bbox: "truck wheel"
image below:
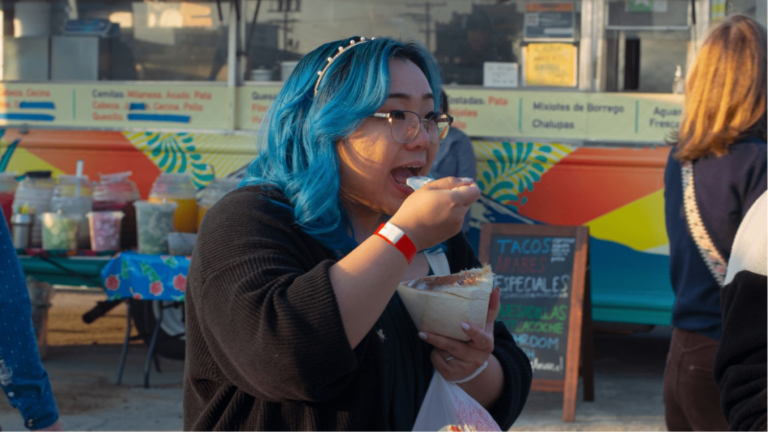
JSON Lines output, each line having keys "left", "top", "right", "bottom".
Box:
{"left": 129, "top": 300, "right": 186, "bottom": 360}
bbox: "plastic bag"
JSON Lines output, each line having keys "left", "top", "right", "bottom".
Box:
{"left": 413, "top": 371, "right": 502, "bottom": 432}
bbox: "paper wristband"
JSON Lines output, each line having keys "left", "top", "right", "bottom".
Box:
{"left": 448, "top": 361, "right": 489, "bottom": 384}
{"left": 375, "top": 222, "right": 417, "bottom": 264}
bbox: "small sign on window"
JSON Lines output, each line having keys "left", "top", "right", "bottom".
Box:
{"left": 483, "top": 62, "right": 519, "bottom": 88}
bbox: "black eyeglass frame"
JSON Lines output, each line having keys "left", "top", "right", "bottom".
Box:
{"left": 369, "top": 110, "right": 454, "bottom": 144}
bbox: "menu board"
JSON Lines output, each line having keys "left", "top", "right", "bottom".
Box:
{"left": 0, "top": 82, "right": 683, "bottom": 144}
{"left": 236, "top": 85, "right": 282, "bottom": 130}
{"left": 76, "top": 84, "right": 231, "bottom": 129}
{"left": 479, "top": 223, "right": 593, "bottom": 422}
{"left": 0, "top": 83, "right": 231, "bottom": 130}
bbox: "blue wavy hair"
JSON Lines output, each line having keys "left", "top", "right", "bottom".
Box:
{"left": 240, "top": 37, "right": 443, "bottom": 254}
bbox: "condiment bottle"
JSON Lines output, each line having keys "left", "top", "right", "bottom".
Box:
{"left": 93, "top": 171, "right": 141, "bottom": 250}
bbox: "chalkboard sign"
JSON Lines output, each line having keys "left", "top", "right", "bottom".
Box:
{"left": 479, "top": 223, "right": 593, "bottom": 422}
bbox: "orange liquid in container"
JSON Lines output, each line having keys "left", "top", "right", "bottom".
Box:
{"left": 195, "top": 178, "right": 239, "bottom": 231}
{"left": 196, "top": 205, "right": 210, "bottom": 230}
{"left": 149, "top": 197, "right": 197, "bottom": 233}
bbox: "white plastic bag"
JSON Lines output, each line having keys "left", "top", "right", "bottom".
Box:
{"left": 413, "top": 371, "right": 502, "bottom": 432}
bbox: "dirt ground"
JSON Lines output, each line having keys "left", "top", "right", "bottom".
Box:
{"left": 0, "top": 290, "right": 184, "bottom": 431}
{"left": 46, "top": 289, "right": 140, "bottom": 347}
{"left": 1, "top": 289, "right": 669, "bottom": 431}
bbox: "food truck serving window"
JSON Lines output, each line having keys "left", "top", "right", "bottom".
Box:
{"left": 242, "top": 0, "right": 583, "bottom": 89}
{"left": 1, "top": 0, "right": 231, "bottom": 81}
{"left": 601, "top": 0, "right": 691, "bottom": 93}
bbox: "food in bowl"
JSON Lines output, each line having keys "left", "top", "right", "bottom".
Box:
{"left": 397, "top": 265, "right": 494, "bottom": 341}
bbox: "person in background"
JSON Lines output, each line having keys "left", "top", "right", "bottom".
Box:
{"left": 184, "top": 35, "right": 532, "bottom": 430}
{"left": 714, "top": 191, "right": 767, "bottom": 431}
{"left": 0, "top": 208, "right": 63, "bottom": 432}
{"left": 429, "top": 91, "right": 477, "bottom": 235}
{"left": 662, "top": 14, "right": 766, "bottom": 431}
{"left": 441, "top": 11, "right": 515, "bottom": 85}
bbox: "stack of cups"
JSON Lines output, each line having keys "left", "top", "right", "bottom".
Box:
{"left": 86, "top": 211, "right": 124, "bottom": 252}
{"left": 135, "top": 200, "right": 177, "bottom": 254}
{"left": 11, "top": 213, "right": 33, "bottom": 249}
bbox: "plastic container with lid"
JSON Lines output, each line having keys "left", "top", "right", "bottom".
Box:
{"left": 149, "top": 173, "right": 198, "bottom": 233}
{"left": 0, "top": 172, "right": 18, "bottom": 230}
{"left": 13, "top": 171, "right": 56, "bottom": 248}
{"left": 50, "top": 175, "right": 93, "bottom": 249}
{"left": 93, "top": 171, "right": 141, "bottom": 250}
{"left": 86, "top": 211, "right": 124, "bottom": 252}
{"left": 41, "top": 211, "right": 82, "bottom": 251}
{"left": 197, "top": 178, "right": 239, "bottom": 230}
{"left": 135, "top": 200, "right": 178, "bottom": 254}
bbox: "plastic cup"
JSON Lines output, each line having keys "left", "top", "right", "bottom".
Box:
{"left": 41, "top": 212, "right": 81, "bottom": 251}
{"left": 149, "top": 196, "right": 197, "bottom": 233}
{"left": 135, "top": 200, "right": 177, "bottom": 254}
{"left": 167, "top": 232, "right": 197, "bottom": 256}
{"left": 87, "top": 211, "right": 124, "bottom": 252}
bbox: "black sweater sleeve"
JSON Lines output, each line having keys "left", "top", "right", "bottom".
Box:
{"left": 445, "top": 233, "right": 534, "bottom": 429}
{"left": 190, "top": 187, "right": 358, "bottom": 403}
{"left": 714, "top": 270, "right": 768, "bottom": 431}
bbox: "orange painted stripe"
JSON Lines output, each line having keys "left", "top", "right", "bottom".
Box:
{"left": 517, "top": 146, "right": 670, "bottom": 226}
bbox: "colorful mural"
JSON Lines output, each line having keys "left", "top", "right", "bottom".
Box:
{"left": 1, "top": 129, "right": 674, "bottom": 325}
{"left": 468, "top": 141, "right": 674, "bottom": 325}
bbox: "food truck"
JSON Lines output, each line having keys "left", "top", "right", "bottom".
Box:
{"left": 1, "top": 0, "right": 764, "bottom": 359}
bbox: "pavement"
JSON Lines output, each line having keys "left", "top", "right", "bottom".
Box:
{"left": 0, "top": 290, "right": 671, "bottom": 431}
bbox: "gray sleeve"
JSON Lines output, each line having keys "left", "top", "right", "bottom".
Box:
{"left": 456, "top": 133, "right": 477, "bottom": 181}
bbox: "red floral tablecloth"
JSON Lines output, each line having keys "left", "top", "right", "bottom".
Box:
{"left": 100, "top": 251, "right": 188, "bottom": 301}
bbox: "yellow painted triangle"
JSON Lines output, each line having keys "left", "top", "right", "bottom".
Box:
{"left": 5, "top": 147, "right": 65, "bottom": 177}
{"left": 584, "top": 189, "right": 669, "bottom": 254}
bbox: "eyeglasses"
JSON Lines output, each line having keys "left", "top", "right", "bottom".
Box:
{"left": 369, "top": 110, "right": 454, "bottom": 144}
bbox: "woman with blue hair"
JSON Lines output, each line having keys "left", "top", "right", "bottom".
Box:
{"left": 183, "top": 36, "right": 532, "bottom": 430}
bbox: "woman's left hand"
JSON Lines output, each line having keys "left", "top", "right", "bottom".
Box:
{"left": 421, "top": 288, "right": 501, "bottom": 382}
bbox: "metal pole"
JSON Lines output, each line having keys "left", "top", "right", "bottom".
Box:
{"left": 227, "top": 3, "right": 238, "bottom": 87}
{"left": 116, "top": 301, "right": 132, "bottom": 385}
{"left": 144, "top": 302, "right": 164, "bottom": 388}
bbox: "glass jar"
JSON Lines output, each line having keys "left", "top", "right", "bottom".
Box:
{"left": 93, "top": 171, "right": 141, "bottom": 250}
{"left": 149, "top": 173, "right": 198, "bottom": 233}
{"left": 0, "top": 172, "right": 18, "bottom": 230}
{"left": 50, "top": 175, "right": 93, "bottom": 249}
{"left": 13, "top": 171, "right": 56, "bottom": 248}
{"left": 197, "top": 178, "right": 239, "bottom": 230}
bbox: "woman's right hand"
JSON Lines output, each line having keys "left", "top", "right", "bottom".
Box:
{"left": 389, "top": 177, "right": 480, "bottom": 251}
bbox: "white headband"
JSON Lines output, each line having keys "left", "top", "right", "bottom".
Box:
{"left": 313, "top": 36, "right": 375, "bottom": 96}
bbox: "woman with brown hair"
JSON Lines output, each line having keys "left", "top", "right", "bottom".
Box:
{"left": 663, "top": 13, "right": 766, "bottom": 431}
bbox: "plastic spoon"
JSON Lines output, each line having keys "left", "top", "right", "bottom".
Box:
{"left": 406, "top": 176, "right": 434, "bottom": 191}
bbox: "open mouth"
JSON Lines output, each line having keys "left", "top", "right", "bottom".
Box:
{"left": 391, "top": 165, "right": 423, "bottom": 188}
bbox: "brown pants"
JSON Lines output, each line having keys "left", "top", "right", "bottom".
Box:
{"left": 664, "top": 328, "right": 729, "bottom": 431}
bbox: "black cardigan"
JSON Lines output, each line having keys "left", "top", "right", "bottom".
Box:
{"left": 183, "top": 186, "right": 532, "bottom": 430}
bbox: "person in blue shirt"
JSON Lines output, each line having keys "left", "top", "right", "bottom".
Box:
{"left": 663, "top": 14, "right": 766, "bottom": 431}
{"left": 0, "top": 207, "right": 63, "bottom": 431}
{"left": 429, "top": 91, "right": 477, "bottom": 235}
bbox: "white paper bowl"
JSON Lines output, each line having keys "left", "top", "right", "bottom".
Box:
{"left": 397, "top": 265, "right": 494, "bottom": 341}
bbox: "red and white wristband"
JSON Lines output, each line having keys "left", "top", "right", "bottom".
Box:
{"left": 375, "top": 222, "right": 417, "bottom": 264}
